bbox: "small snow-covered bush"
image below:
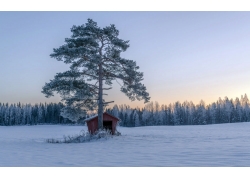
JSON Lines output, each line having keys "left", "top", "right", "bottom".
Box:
{"left": 61, "top": 130, "right": 91, "bottom": 143}
{"left": 114, "top": 130, "right": 121, "bottom": 136}
{"left": 46, "top": 129, "right": 119, "bottom": 143}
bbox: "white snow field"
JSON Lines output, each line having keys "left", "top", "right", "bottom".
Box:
{"left": 1, "top": 122, "right": 250, "bottom": 167}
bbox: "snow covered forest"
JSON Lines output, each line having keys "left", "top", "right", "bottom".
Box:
{"left": 107, "top": 94, "right": 250, "bottom": 127}
{"left": 0, "top": 102, "right": 67, "bottom": 126}
{"left": 1, "top": 94, "right": 250, "bottom": 127}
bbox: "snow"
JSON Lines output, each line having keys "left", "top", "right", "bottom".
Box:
{"left": 1, "top": 123, "right": 250, "bottom": 166}
{"left": 83, "top": 114, "right": 98, "bottom": 122}
{"left": 83, "top": 113, "right": 122, "bottom": 122}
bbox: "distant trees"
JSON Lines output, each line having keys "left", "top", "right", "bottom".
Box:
{"left": 106, "top": 94, "right": 250, "bottom": 127}
{"left": 2, "top": 94, "right": 250, "bottom": 127}
{"left": 0, "top": 102, "right": 69, "bottom": 126}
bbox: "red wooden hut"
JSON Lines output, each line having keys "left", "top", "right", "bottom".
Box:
{"left": 84, "top": 112, "right": 120, "bottom": 135}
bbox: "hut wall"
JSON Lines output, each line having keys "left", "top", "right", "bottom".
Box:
{"left": 86, "top": 113, "right": 119, "bottom": 135}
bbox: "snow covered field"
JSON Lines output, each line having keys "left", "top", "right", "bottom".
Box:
{"left": 1, "top": 123, "right": 250, "bottom": 166}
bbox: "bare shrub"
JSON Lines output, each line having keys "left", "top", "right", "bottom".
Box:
{"left": 46, "top": 129, "right": 120, "bottom": 143}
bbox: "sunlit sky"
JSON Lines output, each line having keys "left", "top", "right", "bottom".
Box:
{"left": 1, "top": 8, "right": 250, "bottom": 108}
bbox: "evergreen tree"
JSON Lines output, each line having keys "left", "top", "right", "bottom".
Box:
{"left": 4, "top": 106, "right": 10, "bottom": 125}
{"left": 144, "top": 102, "right": 154, "bottom": 125}
{"left": 133, "top": 110, "right": 140, "bottom": 127}
{"left": 234, "top": 97, "right": 242, "bottom": 122}
{"left": 118, "top": 111, "right": 124, "bottom": 126}
{"left": 173, "top": 102, "right": 182, "bottom": 125}
{"left": 223, "top": 97, "right": 233, "bottom": 123}
{"left": 241, "top": 94, "right": 250, "bottom": 122}
{"left": 0, "top": 104, "right": 4, "bottom": 125}
{"left": 9, "top": 104, "right": 15, "bottom": 125}
{"left": 112, "top": 104, "right": 119, "bottom": 118}
{"left": 141, "top": 108, "right": 149, "bottom": 126}
{"left": 167, "top": 104, "right": 175, "bottom": 125}
{"left": 15, "top": 105, "right": 21, "bottom": 125}
{"left": 42, "top": 19, "right": 150, "bottom": 129}
{"left": 21, "top": 105, "right": 27, "bottom": 125}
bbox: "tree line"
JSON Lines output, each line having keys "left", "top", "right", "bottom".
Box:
{"left": 107, "top": 94, "right": 250, "bottom": 127}
{"left": 1, "top": 94, "right": 250, "bottom": 127}
{"left": 0, "top": 102, "right": 70, "bottom": 126}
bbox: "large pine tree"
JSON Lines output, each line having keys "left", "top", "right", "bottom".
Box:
{"left": 42, "top": 19, "right": 150, "bottom": 129}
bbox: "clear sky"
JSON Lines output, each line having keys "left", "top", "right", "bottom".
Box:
{"left": 1, "top": 11, "right": 250, "bottom": 108}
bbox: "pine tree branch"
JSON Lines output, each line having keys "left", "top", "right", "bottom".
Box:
{"left": 103, "top": 87, "right": 112, "bottom": 90}
{"left": 81, "top": 71, "right": 98, "bottom": 79}
{"left": 103, "top": 101, "right": 114, "bottom": 104}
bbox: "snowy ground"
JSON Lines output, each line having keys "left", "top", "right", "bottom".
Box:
{"left": 1, "top": 123, "right": 250, "bottom": 166}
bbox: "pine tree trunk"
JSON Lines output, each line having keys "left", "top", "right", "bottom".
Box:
{"left": 98, "top": 64, "right": 103, "bottom": 130}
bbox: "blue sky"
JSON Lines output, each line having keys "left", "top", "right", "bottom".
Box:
{"left": 1, "top": 11, "right": 250, "bottom": 108}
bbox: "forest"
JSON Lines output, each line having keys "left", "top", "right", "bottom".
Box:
{"left": 1, "top": 94, "right": 250, "bottom": 127}
{"left": 0, "top": 102, "right": 67, "bottom": 125}
{"left": 107, "top": 94, "right": 250, "bottom": 127}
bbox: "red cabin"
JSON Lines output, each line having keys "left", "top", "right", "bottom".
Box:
{"left": 84, "top": 112, "right": 120, "bottom": 135}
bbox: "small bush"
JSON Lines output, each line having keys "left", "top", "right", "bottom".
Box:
{"left": 46, "top": 129, "right": 120, "bottom": 143}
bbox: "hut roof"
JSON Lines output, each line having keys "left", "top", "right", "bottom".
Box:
{"left": 83, "top": 112, "right": 121, "bottom": 122}
{"left": 84, "top": 114, "right": 98, "bottom": 122}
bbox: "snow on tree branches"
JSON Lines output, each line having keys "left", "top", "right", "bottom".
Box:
{"left": 42, "top": 19, "right": 150, "bottom": 128}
